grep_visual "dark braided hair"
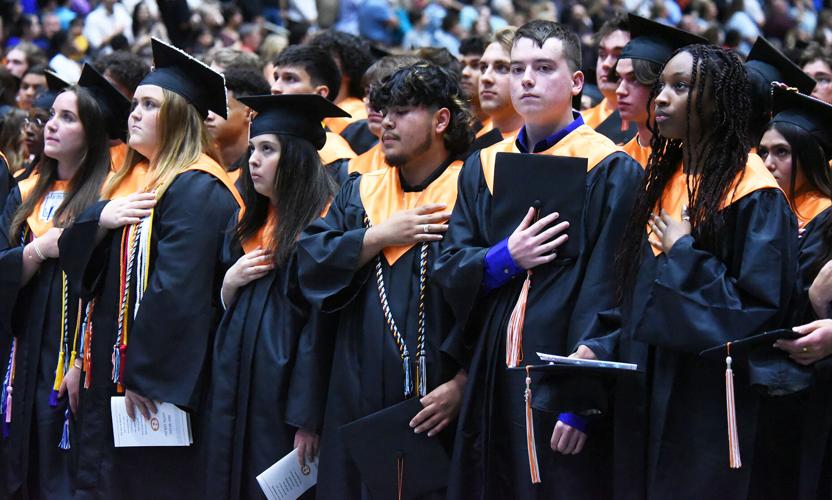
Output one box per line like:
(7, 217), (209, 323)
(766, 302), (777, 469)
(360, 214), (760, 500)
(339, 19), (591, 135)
(617, 44), (751, 297)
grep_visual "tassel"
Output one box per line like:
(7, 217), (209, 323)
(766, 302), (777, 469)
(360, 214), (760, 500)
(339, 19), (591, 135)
(506, 271), (532, 367)
(396, 452), (405, 500)
(118, 344), (127, 384)
(52, 351), (66, 392)
(49, 390), (59, 407)
(525, 366), (541, 483)
(725, 343), (742, 469)
(403, 354), (413, 397)
(418, 355), (427, 398)
(111, 345), (120, 384)
(58, 408), (71, 450)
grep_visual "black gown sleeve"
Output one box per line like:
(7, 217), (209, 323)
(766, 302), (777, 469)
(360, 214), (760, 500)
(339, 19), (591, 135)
(341, 120), (377, 156)
(634, 189), (797, 353)
(0, 188), (23, 339)
(58, 200), (113, 299)
(124, 172), (238, 410)
(792, 207), (832, 324)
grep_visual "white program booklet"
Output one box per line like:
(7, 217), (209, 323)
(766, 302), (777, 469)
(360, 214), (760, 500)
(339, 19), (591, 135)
(536, 352), (639, 371)
(257, 448), (318, 500)
(110, 396), (193, 447)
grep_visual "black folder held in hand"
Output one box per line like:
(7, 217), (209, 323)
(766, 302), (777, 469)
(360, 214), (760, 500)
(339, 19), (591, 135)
(492, 153), (587, 259)
(340, 398), (449, 500)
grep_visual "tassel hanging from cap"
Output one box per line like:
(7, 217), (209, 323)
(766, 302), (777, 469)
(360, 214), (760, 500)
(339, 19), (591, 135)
(525, 366), (541, 483)
(506, 270), (532, 368)
(58, 408), (71, 450)
(725, 342), (742, 468)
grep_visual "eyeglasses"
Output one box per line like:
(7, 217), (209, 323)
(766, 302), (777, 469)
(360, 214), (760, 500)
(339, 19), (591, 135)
(24, 116), (46, 128)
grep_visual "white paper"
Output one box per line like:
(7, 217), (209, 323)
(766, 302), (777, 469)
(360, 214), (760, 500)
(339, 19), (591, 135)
(110, 396), (193, 447)
(536, 352), (639, 371)
(257, 448), (318, 500)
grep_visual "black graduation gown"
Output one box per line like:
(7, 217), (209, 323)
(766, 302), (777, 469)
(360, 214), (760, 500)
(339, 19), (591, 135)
(296, 168), (464, 500)
(434, 143), (643, 499)
(341, 119), (377, 156)
(627, 189), (797, 500)
(58, 171), (238, 500)
(0, 156), (14, 212)
(0, 188), (79, 499)
(203, 212), (333, 500)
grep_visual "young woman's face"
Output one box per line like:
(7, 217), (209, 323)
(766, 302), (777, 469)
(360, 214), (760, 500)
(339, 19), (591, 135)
(43, 91), (86, 166)
(758, 127), (799, 194)
(128, 84), (163, 160)
(654, 51), (705, 141)
(248, 134), (281, 200)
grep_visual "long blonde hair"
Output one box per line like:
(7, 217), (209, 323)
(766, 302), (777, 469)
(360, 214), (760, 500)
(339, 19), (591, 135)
(102, 88), (221, 199)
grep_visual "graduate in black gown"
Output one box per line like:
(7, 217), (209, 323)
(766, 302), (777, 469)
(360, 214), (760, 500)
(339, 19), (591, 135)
(434, 20), (644, 500)
(0, 64), (129, 500)
(57, 39), (242, 500)
(203, 94), (346, 500)
(614, 45), (796, 499)
(296, 62), (473, 499)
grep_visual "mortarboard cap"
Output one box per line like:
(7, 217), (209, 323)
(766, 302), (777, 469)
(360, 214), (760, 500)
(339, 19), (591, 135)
(492, 153), (586, 259)
(140, 38), (228, 119)
(77, 63), (131, 141)
(339, 398), (449, 500)
(746, 37), (816, 95)
(619, 14), (708, 67)
(32, 70), (70, 111)
(700, 329), (814, 396)
(770, 86), (832, 161)
(237, 94), (350, 150)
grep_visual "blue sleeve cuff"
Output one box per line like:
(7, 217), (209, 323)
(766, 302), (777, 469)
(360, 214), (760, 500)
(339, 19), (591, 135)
(482, 238), (524, 292)
(557, 412), (589, 433)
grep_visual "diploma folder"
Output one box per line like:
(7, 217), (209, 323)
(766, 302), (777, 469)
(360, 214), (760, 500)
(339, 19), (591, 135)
(339, 398), (450, 500)
(492, 153), (587, 259)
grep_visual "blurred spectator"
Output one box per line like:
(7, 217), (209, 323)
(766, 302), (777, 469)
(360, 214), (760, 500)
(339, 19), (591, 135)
(801, 42), (832, 103)
(434, 8), (463, 55)
(7, 14), (49, 50)
(16, 63), (47, 109)
(83, 0), (134, 51)
(0, 68), (18, 107)
(156, 0), (192, 47)
(93, 49), (150, 98)
(403, 10), (433, 49)
(208, 47), (261, 72)
(285, 0), (318, 44)
(239, 23), (262, 52)
(47, 29), (82, 81)
(259, 32), (289, 85)
(219, 4), (243, 47)
(0, 107), (27, 174)
(763, 0), (797, 41)
(132, 0), (169, 55)
(4, 41), (46, 78)
(359, 0), (399, 46)
(725, 0), (761, 53)
(67, 16), (88, 59)
(335, 0), (361, 35)
(42, 12), (62, 40)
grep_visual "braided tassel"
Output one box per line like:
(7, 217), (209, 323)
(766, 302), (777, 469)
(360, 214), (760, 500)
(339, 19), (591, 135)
(1, 338), (16, 438)
(403, 354), (413, 397)
(418, 354), (427, 398)
(2, 387), (11, 438)
(58, 408), (71, 450)
(725, 343), (741, 468)
(506, 270), (532, 368)
(525, 366), (541, 483)
(50, 351), (65, 407)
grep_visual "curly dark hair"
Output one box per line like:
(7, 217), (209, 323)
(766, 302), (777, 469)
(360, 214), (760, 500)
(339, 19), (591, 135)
(309, 30), (373, 100)
(93, 51), (150, 97)
(223, 62), (270, 98)
(617, 44), (752, 297)
(369, 62), (474, 158)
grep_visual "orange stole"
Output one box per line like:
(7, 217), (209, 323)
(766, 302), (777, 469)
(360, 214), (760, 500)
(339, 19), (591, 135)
(581, 98), (615, 129)
(479, 124), (622, 194)
(324, 97), (368, 134)
(649, 154), (781, 256)
(240, 205), (277, 254)
(476, 118), (495, 138)
(622, 135), (651, 169)
(110, 143), (128, 172)
(360, 161), (462, 265)
(348, 143), (389, 175)
(18, 174), (69, 237)
(320, 132), (357, 165)
(794, 190), (832, 228)
(227, 168), (242, 185)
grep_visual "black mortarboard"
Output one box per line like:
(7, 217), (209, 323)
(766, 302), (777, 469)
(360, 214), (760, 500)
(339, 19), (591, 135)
(619, 14), (707, 66)
(140, 38), (227, 119)
(746, 37), (816, 95)
(77, 63), (131, 141)
(770, 86), (832, 161)
(32, 70), (69, 111)
(237, 94), (350, 150)
(339, 398), (449, 500)
(492, 153), (586, 259)
(700, 329), (814, 396)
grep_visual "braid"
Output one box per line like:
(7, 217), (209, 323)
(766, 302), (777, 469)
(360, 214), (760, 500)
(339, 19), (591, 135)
(617, 45), (751, 299)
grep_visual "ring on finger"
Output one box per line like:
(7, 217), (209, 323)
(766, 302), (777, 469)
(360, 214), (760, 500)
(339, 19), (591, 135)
(802, 346), (809, 353)
(423, 224), (430, 233)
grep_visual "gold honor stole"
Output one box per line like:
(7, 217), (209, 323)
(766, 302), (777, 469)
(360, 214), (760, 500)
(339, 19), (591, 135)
(348, 143), (389, 175)
(320, 132), (358, 165)
(360, 161), (463, 265)
(478, 124), (622, 194)
(581, 98), (615, 129)
(18, 174), (69, 237)
(324, 97), (367, 134)
(649, 154), (781, 256)
(793, 190), (832, 229)
(622, 135), (651, 169)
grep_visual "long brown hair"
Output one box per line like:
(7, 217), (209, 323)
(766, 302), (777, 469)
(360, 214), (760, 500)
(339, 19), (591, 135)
(10, 87), (111, 238)
(236, 133), (336, 266)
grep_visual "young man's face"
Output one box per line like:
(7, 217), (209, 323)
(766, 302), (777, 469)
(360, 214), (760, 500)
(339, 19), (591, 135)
(460, 52), (482, 104)
(270, 65), (328, 98)
(205, 91), (250, 147)
(596, 29), (629, 98)
(804, 59), (832, 104)
(510, 37), (582, 127)
(615, 58), (652, 124)
(479, 42), (513, 117)
(17, 72), (47, 110)
(379, 105), (447, 167)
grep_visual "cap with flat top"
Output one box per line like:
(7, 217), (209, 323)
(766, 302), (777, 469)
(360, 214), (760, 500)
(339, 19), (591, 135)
(339, 397), (449, 500)
(77, 63), (132, 141)
(237, 94), (350, 150)
(770, 86), (832, 161)
(140, 37), (228, 119)
(619, 14), (708, 66)
(32, 70), (70, 111)
(746, 37), (816, 95)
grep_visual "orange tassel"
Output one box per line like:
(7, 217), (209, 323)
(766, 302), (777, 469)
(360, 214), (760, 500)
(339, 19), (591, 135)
(525, 366), (541, 483)
(725, 342), (742, 468)
(506, 270), (531, 368)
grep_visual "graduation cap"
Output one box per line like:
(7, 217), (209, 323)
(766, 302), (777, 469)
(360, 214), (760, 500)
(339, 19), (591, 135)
(140, 37), (227, 119)
(237, 94), (350, 150)
(746, 37), (816, 95)
(339, 398), (449, 500)
(770, 85), (832, 161)
(619, 14), (707, 66)
(77, 63), (132, 141)
(32, 70), (69, 111)
(492, 153), (586, 260)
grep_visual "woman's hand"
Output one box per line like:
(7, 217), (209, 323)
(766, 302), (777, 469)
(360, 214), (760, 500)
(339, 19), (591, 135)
(33, 227), (63, 259)
(775, 319), (832, 365)
(221, 248), (274, 307)
(99, 192), (157, 229)
(649, 207), (692, 253)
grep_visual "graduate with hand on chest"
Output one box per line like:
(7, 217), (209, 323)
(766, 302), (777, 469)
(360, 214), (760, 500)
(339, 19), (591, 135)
(297, 62), (474, 499)
(0, 63), (130, 500)
(57, 38), (242, 500)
